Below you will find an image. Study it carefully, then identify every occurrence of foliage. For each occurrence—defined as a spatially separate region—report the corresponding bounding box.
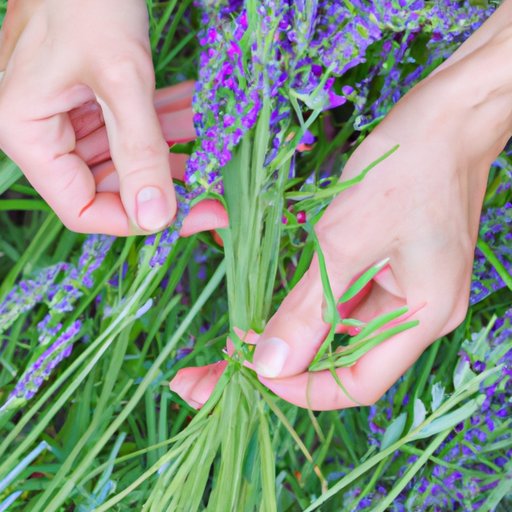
[0,1,510,511]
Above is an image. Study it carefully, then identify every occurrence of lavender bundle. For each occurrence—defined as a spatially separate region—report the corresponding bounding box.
[137,1,499,509]
[0,1,502,509]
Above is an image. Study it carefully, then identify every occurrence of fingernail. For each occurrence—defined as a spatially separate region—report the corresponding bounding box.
[136,186,171,231]
[187,399,202,409]
[348,326,362,336]
[253,337,289,378]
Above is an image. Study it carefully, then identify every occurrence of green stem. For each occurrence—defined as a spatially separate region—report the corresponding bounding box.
[477,238,512,292]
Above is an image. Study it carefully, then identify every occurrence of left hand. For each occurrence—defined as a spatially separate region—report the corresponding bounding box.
[170,27,512,410]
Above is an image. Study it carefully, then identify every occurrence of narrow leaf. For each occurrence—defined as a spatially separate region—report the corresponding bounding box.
[381,413,407,450]
[412,395,485,440]
[412,398,427,430]
[339,258,389,304]
[430,383,445,412]
[348,306,409,345]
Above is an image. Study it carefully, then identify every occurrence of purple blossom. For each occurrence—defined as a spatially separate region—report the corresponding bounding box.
[471,203,512,304]
[0,263,70,334]
[145,185,190,268]
[6,320,82,403]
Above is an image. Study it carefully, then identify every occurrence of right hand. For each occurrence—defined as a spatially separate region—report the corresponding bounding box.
[0,0,211,236]
[72,81,228,238]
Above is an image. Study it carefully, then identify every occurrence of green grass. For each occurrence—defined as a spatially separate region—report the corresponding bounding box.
[0,1,511,511]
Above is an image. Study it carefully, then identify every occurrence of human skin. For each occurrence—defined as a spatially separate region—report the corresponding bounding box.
[68,81,229,237]
[171,4,512,410]
[1,0,510,410]
[0,0,226,236]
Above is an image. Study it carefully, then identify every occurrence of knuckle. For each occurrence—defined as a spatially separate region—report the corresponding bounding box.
[126,139,168,161]
[490,25,512,49]
[60,215,84,234]
[443,301,469,334]
[97,47,154,89]
[358,391,381,407]
[315,221,358,261]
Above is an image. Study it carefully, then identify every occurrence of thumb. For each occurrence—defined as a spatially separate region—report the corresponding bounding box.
[253,250,372,379]
[92,59,176,233]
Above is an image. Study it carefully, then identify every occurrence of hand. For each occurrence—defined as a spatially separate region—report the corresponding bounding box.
[170,27,512,410]
[71,81,228,237]
[0,0,198,235]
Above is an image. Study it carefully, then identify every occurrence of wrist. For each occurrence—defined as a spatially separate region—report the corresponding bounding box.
[381,26,512,168]
[423,26,512,164]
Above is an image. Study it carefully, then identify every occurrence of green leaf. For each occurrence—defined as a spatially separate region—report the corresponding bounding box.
[339,258,389,304]
[372,431,450,512]
[311,319,419,370]
[411,398,427,430]
[346,306,409,345]
[430,383,445,412]
[481,459,512,511]
[0,199,51,211]
[258,403,277,512]
[169,141,195,155]
[306,225,339,368]
[412,395,485,440]
[477,238,512,292]
[453,358,475,390]
[380,413,407,450]
[0,158,22,195]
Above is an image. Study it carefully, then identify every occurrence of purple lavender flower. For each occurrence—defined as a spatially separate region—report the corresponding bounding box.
[6,320,82,403]
[471,203,512,304]
[188,0,497,201]
[0,263,70,334]
[144,184,190,268]
[38,235,114,343]
[1,234,114,408]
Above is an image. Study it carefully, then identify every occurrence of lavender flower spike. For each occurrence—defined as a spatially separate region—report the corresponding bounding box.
[5,320,82,406]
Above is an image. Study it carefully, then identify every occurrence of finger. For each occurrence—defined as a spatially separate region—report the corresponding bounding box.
[171,329,259,409]
[159,109,196,145]
[90,58,177,233]
[71,83,194,142]
[252,248,377,379]
[91,158,227,235]
[259,302,438,410]
[154,81,195,113]
[69,100,104,140]
[188,361,228,407]
[226,329,259,371]
[180,200,229,237]
[336,264,406,335]
[91,153,189,192]
[2,110,132,235]
[75,107,196,166]
[229,328,259,353]
[348,281,407,325]
[260,252,458,410]
[336,280,373,334]
[372,264,405,298]
[170,362,227,409]
[170,365,212,408]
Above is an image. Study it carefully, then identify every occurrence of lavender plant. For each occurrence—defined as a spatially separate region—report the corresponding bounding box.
[0,234,113,410]
[134,0,508,509]
[0,0,510,510]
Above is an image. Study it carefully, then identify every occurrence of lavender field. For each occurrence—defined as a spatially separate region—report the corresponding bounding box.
[0,1,510,511]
